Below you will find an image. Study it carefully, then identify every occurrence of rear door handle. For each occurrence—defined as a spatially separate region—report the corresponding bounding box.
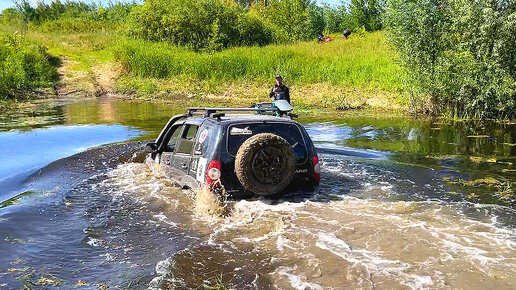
[181,163,187,169]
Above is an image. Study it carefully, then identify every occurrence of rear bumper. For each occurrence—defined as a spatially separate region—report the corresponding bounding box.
[221,184,319,200]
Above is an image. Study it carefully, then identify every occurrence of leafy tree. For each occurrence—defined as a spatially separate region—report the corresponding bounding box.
[346,0,384,32]
[128,0,273,51]
[1,8,25,24]
[385,0,516,119]
[322,4,345,33]
[251,0,322,41]
[14,0,37,22]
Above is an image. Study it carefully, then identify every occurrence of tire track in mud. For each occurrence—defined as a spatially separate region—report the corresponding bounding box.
[55,56,121,99]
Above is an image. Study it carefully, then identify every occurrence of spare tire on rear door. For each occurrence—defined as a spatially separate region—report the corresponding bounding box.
[235,133,296,195]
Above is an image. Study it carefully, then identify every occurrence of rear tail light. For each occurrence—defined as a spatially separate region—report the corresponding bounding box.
[206,160,221,185]
[313,155,321,185]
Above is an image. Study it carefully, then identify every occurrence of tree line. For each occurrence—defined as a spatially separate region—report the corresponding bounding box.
[3,0,384,48]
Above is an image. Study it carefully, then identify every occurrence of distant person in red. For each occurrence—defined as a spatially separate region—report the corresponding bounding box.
[269,75,290,104]
[318,34,334,44]
[343,29,352,39]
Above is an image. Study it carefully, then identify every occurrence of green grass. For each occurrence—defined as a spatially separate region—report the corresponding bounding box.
[114,32,402,91]
[0,23,407,112]
[39,18,109,33]
[110,31,407,111]
[0,32,58,99]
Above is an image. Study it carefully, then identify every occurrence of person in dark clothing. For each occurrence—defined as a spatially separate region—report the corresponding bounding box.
[269,75,290,104]
[317,34,325,43]
[343,29,352,39]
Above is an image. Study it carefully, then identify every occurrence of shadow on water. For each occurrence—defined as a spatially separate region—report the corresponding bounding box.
[0,142,191,287]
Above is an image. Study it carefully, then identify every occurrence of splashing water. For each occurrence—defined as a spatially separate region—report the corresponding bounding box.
[194,187,228,218]
[93,162,516,289]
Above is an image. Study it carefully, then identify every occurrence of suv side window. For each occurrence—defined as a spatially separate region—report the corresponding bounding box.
[193,124,213,156]
[164,125,182,152]
[176,124,199,154]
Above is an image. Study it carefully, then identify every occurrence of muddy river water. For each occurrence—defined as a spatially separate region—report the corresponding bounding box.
[0,97,515,289]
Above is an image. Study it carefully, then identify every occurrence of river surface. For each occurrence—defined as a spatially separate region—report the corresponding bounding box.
[0,97,515,289]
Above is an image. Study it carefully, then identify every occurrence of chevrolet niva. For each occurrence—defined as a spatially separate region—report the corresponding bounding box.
[145,101,320,198]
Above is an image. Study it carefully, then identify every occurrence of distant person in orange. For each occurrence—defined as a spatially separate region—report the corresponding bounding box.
[269,75,290,104]
[318,34,334,44]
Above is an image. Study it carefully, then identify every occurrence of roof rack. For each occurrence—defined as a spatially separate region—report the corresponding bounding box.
[186,107,280,118]
[187,101,296,119]
[188,107,273,114]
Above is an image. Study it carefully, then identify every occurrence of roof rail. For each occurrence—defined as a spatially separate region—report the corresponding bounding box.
[187,101,295,119]
[186,106,278,117]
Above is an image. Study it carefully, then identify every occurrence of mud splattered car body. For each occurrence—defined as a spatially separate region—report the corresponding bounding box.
[145,105,320,198]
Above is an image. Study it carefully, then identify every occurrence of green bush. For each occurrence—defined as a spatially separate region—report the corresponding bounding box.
[1,8,25,25]
[251,0,323,42]
[322,4,346,33]
[39,17,107,32]
[345,0,384,32]
[127,0,273,51]
[14,0,95,23]
[0,8,27,33]
[8,1,135,31]
[0,33,56,98]
[385,0,516,119]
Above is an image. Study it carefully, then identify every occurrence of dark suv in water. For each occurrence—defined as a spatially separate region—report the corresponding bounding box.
[145,103,320,198]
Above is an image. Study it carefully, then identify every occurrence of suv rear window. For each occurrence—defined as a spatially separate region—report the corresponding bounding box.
[227,123,308,164]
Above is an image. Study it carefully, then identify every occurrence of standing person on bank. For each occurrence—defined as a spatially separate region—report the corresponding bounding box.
[269,75,291,104]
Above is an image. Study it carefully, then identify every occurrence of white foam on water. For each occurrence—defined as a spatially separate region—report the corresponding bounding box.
[87,237,102,247]
[400,274,435,289]
[315,232,422,282]
[98,163,516,289]
[148,257,182,290]
[216,197,514,288]
[314,231,438,289]
[277,267,324,290]
[276,234,295,252]
[155,257,175,275]
[100,253,115,262]
[153,213,178,227]
[193,187,227,218]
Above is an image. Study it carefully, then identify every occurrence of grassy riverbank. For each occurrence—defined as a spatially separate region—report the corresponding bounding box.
[0,1,409,113]
[113,31,405,110]
[1,26,407,113]
[0,32,57,99]
[114,32,400,90]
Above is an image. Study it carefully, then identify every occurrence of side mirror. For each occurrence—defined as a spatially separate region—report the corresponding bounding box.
[144,142,158,154]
